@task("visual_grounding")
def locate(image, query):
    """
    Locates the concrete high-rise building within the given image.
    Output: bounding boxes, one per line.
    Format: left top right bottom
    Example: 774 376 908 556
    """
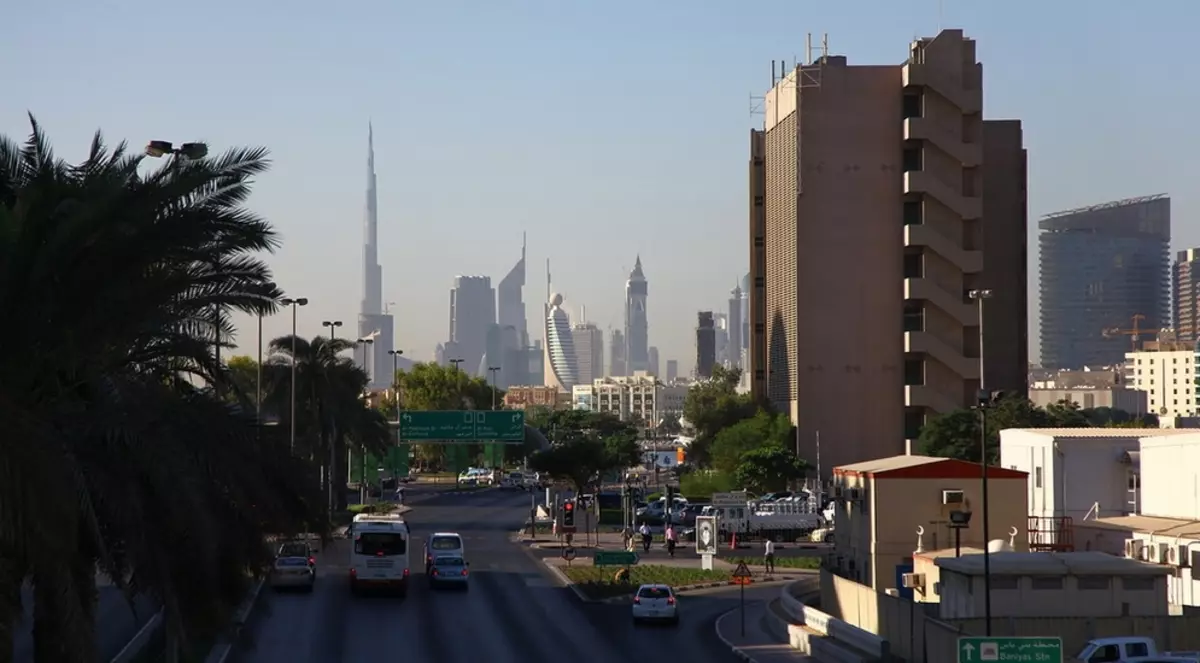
358 123 395 388
648 346 660 378
625 256 649 373
1039 195 1170 368
610 329 626 377
757 29 1028 471
714 313 730 368
728 284 744 370
1174 248 1200 344
448 275 495 377
696 311 716 378
544 293 580 391
571 323 604 385
666 359 679 382
488 236 529 387
740 274 751 369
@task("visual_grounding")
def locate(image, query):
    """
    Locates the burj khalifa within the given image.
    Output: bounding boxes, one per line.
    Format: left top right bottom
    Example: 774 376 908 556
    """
359 123 395 389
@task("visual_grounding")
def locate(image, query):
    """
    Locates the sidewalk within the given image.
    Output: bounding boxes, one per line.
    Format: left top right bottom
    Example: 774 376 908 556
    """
715 601 811 662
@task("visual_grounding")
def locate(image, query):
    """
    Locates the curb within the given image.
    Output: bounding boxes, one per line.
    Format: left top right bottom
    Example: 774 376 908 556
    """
714 607 759 662
203 576 266 663
540 559 596 603
108 609 164 663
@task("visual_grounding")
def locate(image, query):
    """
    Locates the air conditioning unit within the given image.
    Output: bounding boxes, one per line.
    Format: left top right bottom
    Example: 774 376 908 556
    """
1147 542 1169 563
849 488 862 501
1176 546 1190 567
1125 539 1144 560
901 572 926 590
942 489 965 505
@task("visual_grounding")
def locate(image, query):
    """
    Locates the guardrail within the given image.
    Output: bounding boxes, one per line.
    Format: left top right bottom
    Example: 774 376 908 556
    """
108 609 163 663
779 583 891 662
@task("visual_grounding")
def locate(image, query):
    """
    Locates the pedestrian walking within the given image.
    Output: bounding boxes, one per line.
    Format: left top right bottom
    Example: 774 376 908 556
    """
665 524 677 558
639 522 652 552
764 536 776 575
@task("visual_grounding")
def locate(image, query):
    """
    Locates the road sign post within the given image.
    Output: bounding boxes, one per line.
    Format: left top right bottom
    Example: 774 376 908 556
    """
958 637 1062 663
732 561 753 636
562 546 577 567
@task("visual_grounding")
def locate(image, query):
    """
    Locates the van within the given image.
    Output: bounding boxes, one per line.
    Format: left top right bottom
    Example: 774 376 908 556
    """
423 532 465 572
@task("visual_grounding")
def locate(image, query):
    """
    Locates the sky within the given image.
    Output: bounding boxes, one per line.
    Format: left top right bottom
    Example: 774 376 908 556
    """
6 0 1200 377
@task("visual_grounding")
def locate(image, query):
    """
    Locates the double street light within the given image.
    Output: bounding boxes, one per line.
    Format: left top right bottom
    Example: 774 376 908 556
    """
967 288 994 636
323 320 343 339
282 297 309 452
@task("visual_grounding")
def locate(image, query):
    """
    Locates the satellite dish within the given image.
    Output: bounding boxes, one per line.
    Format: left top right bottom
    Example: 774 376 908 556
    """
988 539 1014 553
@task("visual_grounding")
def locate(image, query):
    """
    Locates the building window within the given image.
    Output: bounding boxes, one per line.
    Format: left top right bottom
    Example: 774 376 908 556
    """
903 200 923 225
903 359 924 386
1122 576 1156 591
754 277 765 288
904 251 924 279
1035 467 1043 488
1030 576 1063 590
1077 575 1111 590
990 575 1018 590
903 301 924 332
903 409 924 439
902 147 923 172
754 195 764 206
902 92 923 119
754 237 765 248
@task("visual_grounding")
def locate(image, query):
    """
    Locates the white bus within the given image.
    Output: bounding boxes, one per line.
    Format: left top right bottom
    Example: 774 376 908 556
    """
349 514 411 596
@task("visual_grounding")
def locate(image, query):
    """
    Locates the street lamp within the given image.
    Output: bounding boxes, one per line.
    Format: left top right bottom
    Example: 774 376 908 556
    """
144 140 209 160
449 358 465 372
948 509 973 558
357 338 375 382
323 320 343 339
487 366 501 410
968 288 993 635
388 350 404 403
282 297 309 452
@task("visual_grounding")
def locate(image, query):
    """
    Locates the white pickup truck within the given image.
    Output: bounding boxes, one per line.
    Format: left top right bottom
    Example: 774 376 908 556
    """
1074 637 1200 663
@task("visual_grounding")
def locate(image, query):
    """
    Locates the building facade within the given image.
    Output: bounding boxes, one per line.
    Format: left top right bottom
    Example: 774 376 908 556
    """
647 346 659 379
748 134 767 402
543 293 579 392
571 372 687 424
503 385 570 410
728 285 744 370
1125 345 1200 419
624 257 649 374
448 275 496 377
758 30 1028 470
609 328 626 377
1174 248 1200 345
696 311 716 378
571 322 605 385
666 359 678 382
1039 195 1171 369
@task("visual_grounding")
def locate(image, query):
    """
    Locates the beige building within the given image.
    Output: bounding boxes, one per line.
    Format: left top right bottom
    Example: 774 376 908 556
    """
830 454 1028 589
503 385 570 410
921 551 1170 619
751 30 1027 471
1029 387 1146 413
571 371 687 423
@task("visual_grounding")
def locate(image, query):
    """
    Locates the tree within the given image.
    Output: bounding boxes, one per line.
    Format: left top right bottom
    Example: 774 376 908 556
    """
0 119 326 661
385 362 504 469
225 355 260 406
527 410 641 491
709 410 794 474
734 446 808 493
681 366 758 466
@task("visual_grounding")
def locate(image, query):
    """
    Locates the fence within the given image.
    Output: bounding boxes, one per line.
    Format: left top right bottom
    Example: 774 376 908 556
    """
821 569 1200 662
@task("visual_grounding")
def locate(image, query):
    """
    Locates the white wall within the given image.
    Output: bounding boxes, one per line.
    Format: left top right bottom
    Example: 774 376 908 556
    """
1140 434 1200 519
1000 430 1139 520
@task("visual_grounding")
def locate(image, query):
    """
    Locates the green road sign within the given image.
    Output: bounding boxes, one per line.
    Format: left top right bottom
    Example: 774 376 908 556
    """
396 410 526 442
476 410 526 441
958 637 1062 663
400 411 476 441
593 550 639 567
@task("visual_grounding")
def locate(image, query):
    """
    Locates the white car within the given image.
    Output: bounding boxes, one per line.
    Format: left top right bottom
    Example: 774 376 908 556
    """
631 584 679 625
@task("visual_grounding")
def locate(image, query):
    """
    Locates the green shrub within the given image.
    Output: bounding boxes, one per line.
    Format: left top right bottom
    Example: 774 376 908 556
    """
680 471 737 496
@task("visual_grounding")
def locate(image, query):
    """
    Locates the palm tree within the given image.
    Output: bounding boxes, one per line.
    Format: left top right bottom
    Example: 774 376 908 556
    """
263 335 391 511
0 117 325 661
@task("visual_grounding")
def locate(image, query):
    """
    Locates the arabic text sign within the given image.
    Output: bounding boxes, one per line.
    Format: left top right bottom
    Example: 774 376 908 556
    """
958 637 1062 663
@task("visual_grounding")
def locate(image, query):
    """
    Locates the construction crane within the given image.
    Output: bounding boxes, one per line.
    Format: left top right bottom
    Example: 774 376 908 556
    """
1102 314 1151 351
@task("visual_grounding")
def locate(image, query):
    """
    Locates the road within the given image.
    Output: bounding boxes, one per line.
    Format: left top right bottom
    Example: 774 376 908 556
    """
12 584 157 662
233 485 764 663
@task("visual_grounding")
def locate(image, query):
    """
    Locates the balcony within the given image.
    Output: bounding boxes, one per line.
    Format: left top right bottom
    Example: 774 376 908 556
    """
904 384 962 416
903 171 981 220
904 278 976 326
903 116 981 167
905 331 979 379
902 64 982 114
904 224 982 273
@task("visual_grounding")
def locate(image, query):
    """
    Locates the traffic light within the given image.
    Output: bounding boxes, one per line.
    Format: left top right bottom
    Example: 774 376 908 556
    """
562 499 576 528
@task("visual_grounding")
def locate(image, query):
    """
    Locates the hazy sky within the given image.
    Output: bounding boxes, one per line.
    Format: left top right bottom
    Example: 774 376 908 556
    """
6 0 1199 376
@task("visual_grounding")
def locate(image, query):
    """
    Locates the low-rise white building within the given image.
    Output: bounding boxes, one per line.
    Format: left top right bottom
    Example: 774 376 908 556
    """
1125 346 1200 419
570 371 687 423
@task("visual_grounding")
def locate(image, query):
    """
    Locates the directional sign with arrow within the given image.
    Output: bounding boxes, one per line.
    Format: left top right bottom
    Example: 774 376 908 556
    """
958 637 1062 663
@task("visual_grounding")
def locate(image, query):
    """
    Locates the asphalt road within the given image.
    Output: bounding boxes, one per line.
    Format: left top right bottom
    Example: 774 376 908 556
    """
12 584 157 663
232 485 762 663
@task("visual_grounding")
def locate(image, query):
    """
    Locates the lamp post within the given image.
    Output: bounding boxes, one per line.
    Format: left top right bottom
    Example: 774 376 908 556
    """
388 349 404 473
354 338 375 504
968 288 993 635
487 366 502 469
281 297 309 452
448 358 465 485
949 509 972 558
357 338 375 377
449 358 464 372
323 320 343 339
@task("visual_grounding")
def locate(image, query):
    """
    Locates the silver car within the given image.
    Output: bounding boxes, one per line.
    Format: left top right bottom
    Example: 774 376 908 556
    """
270 541 316 591
428 555 469 590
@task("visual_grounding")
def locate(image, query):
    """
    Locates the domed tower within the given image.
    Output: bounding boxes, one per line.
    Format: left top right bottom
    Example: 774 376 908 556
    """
543 292 580 391
624 255 649 374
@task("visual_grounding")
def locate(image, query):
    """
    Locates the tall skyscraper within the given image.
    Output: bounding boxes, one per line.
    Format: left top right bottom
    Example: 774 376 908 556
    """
358 123 395 389
610 329 626 377
666 359 679 382
448 275 495 377
624 256 649 373
571 323 604 385
714 313 729 368
1174 248 1200 344
491 236 529 387
544 293 580 391
1040 195 1171 368
728 284 744 371
758 30 1027 472
648 346 660 378
696 312 716 378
